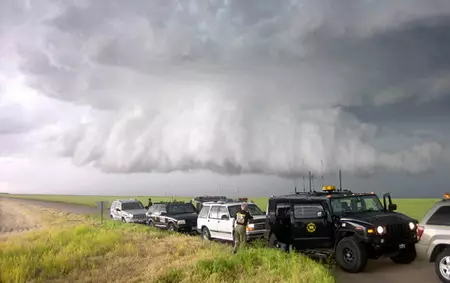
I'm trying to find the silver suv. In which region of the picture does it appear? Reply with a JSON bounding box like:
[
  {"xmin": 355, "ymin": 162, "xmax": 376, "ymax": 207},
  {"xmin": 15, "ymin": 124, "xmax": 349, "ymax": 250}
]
[
  {"xmin": 416, "ymin": 194, "xmax": 450, "ymax": 282},
  {"xmin": 110, "ymin": 199, "xmax": 148, "ymax": 224}
]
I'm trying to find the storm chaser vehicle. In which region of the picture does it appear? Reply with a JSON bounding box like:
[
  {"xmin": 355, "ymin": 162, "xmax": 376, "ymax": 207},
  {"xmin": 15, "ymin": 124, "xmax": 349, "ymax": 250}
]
[{"xmin": 265, "ymin": 186, "xmax": 419, "ymax": 273}]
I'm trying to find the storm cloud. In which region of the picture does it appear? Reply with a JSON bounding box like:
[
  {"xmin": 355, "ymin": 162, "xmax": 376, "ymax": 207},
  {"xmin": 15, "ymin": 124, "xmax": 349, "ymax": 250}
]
[{"xmin": 2, "ymin": 0, "xmax": 450, "ymax": 179}]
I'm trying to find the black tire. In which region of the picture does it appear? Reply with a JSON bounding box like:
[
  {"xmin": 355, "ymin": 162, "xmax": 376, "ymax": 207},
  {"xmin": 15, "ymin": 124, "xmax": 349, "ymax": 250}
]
[
  {"xmin": 110, "ymin": 214, "xmax": 113, "ymax": 219},
  {"xmin": 335, "ymin": 236, "xmax": 368, "ymax": 273},
  {"xmin": 121, "ymin": 217, "xmax": 126, "ymax": 223},
  {"xmin": 168, "ymin": 223, "xmax": 176, "ymax": 232},
  {"xmin": 201, "ymin": 227, "xmax": 211, "ymax": 241},
  {"xmin": 390, "ymin": 245, "xmax": 416, "ymax": 264},
  {"xmin": 268, "ymin": 233, "xmax": 279, "ymax": 248},
  {"xmin": 435, "ymin": 248, "xmax": 450, "ymax": 282},
  {"xmin": 147, "ymin": 220, "xmax": 155, "ymax": 227}
]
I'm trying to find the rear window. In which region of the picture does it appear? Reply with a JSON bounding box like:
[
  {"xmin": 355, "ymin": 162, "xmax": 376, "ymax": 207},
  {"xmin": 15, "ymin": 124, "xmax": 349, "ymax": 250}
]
[{"xmin": 426, "ymin": 206, "xmax": 450, "ymax": 226}]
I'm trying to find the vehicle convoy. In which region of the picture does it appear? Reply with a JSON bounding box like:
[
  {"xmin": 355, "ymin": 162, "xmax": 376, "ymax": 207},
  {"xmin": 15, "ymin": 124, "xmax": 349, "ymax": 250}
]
[
  {"xmin": 146, "ymin": 201, "xmax": 199, "ymax": 233},
  {"xmin": 264, "ymin": 185, "xmax": 419, "ymax": 273},
  {"xmin": 197, "ymin": 200, "xmax": 267, "ymax": 242},
  {"xmin": 416, "ymin": 193, "xmax": 450, "ymax": 282},
  {"xmin": 110, "ymin": 199, "xmax": 148, "ymax": 223}
]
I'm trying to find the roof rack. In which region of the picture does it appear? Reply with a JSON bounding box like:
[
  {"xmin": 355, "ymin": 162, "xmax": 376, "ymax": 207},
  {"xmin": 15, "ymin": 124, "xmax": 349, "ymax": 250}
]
[{"xmin": 154, "ymin": 200, "xmax": 188, "ymax": 204}]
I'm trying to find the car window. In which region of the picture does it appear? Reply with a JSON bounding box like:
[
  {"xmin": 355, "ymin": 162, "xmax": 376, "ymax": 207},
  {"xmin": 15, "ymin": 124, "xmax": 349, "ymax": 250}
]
[
  {"xmin": 198, "ymin": 205, "xmax": 210, "ymax": 218},
  {"xmin": 275, "ymin": 203, "xmax": 290, "ymax": 217},
  {"xmin": 218, "ymin": 206, "xmax": 229, "ymax": 218},
  {"xmin": 121, "ymin": 201, "xmax": 144, "ymax": 210},
  {"xmin": 293, "ymin": 203, "xmax": 323, "ymax": 219},
  {"xmin": 167, "ymin": 204, "xmax": 197, "ymax": 214},
  {"xmin": 209, "ymin": 206, "xmax": 220, "ymax": 219},
  {"xmin": 426, "ymin": 206, "xmax": 450, "ymax": 226}
]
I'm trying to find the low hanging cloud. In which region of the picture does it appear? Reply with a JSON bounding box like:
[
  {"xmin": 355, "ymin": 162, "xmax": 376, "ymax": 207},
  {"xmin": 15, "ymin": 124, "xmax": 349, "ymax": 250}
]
[{"xmin": 2, "ymin": 0, "xmax": 450, "ymax": 178}]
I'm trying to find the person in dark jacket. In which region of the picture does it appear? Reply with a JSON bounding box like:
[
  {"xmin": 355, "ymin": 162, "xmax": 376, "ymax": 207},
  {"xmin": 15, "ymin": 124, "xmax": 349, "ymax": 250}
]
[
  {"xmin": 232, "ymin": 202, "xmax": 253, "ymax": 253},
  {"xmin": 145, "ymin": 198, "xmax": 152, "ymax": 210}
]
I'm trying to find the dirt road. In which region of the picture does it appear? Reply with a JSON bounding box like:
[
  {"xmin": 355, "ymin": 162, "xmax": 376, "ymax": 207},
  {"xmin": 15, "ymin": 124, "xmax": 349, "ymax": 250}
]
[
  {"xmin": 0, "ymin": 197, "xmax": 42, "ymax": 236},
  {"xmin": 0, "ymin": 197, "xmax": 439, "ymax": 283}
]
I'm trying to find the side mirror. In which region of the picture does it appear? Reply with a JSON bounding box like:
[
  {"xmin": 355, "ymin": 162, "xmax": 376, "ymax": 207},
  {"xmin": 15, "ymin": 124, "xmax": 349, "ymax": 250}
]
[
  {"xmin": 221, "ymin": 215, "xmax": 229, "ymax": 220},
  {"xmin": 116, "ymin": 208, "xmax": 121, "ymax": 212},
  {"xmin": 317, "ymin": 211, "xmax": 326, "ymax": 218},
  {"xmin": 389, "ymin": 203, "xmax": 397, "ymax": 211}
]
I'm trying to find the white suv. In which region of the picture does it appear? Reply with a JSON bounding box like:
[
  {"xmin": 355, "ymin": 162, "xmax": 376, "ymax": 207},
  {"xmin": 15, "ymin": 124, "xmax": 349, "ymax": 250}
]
[
  {"xmin": 110, "ymin": 199, "xmax": 148, "ymax": 224},
  {"xmin": 196, "ymin": 201, "xmax": 267, "ymax": 242}
]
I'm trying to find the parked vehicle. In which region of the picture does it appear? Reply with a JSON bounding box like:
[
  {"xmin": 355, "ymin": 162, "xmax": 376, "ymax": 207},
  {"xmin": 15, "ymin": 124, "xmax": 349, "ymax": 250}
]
[
  {"xmin": 197, "ymin": 200, "xmax": 267, "ymax": 242},
  {"xmin": 416, "ymin": 193, "xmax": 450, "ymax": 282},
  {"xmin": 265, "ymin": 185, "xmax": 419, "ymax": 273},
  {"xmin": 146, "ymin": 201, "xmax": 198, "ymax": 233},
  {"xmin": 110, "ymin": 199, "xmax": 148, "ymax": 224}
]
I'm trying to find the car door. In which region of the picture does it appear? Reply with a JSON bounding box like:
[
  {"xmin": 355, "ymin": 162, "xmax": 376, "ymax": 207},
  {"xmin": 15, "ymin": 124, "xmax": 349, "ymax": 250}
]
[
  {"xmin": 151, "ymin": 204, "xmax": 162, "ymax": 226},
  {"xmin": 110, "ymin": 201, "xmax": 117, "ymax": 219},
  {"xmin": 207, "ymin": 205, "xmax": 220, "ymax": 238},
  {"xmin": 290, "ymin": 201, "xmax": 334, "ymax": 249},
  {"xmin": 217, "ymin": 206, "xmax": 233, "ymax": 241}
]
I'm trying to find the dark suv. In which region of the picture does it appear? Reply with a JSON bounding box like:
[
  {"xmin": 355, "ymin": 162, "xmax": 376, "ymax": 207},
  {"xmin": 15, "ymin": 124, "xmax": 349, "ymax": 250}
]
[
  {"xmin": 146, "ymin": 201, "xmax": 198, "ymax": 233},
  {"xmin": 265, "ymin": 186, "xmax": 419, "ymax": 273}
]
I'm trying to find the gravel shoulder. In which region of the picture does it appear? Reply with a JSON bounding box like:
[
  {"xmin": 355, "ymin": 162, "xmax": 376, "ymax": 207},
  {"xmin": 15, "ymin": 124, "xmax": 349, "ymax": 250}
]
[{"xmin": 0, "ymin": 197, "xmax": 439, "ymax": 283}]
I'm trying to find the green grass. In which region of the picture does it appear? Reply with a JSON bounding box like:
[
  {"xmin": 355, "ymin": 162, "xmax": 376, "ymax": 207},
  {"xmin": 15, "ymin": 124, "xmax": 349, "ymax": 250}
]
[
  {"xmin": 0, "ymin": 211, "xmax": 334, "ymax": 283},
  {"xmin": 0, "ymin": 193, "xmax": 441, "ymax": 220}
]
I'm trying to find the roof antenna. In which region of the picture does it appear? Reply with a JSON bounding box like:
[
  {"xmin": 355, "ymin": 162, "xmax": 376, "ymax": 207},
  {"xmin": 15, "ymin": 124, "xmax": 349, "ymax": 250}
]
[
  {"xmin": 308, "ymin": 171, "xmax": 312, "ymax": 192},
  {"xmin": 302, "ymin": 159, "xmax": 306, "ymax": 192},
  {"xmin": 339, "ymin": 169, "xmax": 342, "ymax": 192},
  {"xmin": 321, "ymin": 160, "xmax": 324, "ymax": 188}
]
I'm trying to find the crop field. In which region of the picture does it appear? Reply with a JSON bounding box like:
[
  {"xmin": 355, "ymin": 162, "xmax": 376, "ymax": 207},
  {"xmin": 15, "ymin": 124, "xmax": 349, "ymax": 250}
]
[
  {"xmin": 0, "ymin": 193, "xmax": 441, "ymax": 220},
  {"xmin": 0, "ymin": 199, "xmax": 334, "ymax": 283}
]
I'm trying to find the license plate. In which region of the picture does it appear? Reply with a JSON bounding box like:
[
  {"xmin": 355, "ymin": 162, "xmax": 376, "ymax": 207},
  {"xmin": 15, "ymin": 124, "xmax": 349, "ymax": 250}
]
[{"xmin": 399, "ymin": 243, "xmax": 406, "ymax": 249}]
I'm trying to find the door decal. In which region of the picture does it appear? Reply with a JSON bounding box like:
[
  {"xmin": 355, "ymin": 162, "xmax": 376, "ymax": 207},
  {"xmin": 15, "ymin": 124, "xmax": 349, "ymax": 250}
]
[{"xmin": 306, "ymin": 223, "xmax": 316, "ymax": 233}]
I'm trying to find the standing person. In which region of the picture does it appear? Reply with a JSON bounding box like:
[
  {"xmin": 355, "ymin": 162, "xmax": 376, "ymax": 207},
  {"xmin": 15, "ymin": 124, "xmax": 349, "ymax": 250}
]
[
  {"xmin": 146, "ymin": 198, "xmax": 152, "ymax": 210},
  {"xmin": 232, "ymin": 202, "xmax": 253, "ymax": 254}
]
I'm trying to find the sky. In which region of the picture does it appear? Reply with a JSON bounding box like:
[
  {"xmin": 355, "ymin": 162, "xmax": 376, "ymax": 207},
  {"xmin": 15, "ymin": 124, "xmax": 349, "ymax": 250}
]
[{"xmin": 1, "ymin": 0, "xmax": 450, "ymax": 198}]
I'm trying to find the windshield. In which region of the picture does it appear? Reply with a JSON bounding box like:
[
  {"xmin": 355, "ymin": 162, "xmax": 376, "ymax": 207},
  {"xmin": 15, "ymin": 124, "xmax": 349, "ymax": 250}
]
[
  {"xmin": 330, "ymin": 195, "xmax": 384, "ymax": 215},
  {"xmin": 121, "ymin": 202, "xmax": 144, "ymax": 210},
  {"xmin": 167, "ymin": 204, "xmax": 197, "ymax": 214},
  {"xmin": 228, "ymin": 204, "xmax": 264, "ymax": 218}
]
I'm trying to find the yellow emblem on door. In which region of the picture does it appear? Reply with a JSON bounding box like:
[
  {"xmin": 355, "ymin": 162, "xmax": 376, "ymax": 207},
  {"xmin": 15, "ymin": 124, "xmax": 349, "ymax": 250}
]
[{"xmin": 306, "ymin": 223, "xmax": 316, "ymax": 233}]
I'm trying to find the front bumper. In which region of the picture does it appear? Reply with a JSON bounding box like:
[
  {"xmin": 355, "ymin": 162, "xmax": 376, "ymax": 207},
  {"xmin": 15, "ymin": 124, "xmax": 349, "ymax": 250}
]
[
  {"xmin": 175, "ymin": 224, "xmax": 198, "ymax": 234},
  {"xmin": 127, "ymin": 218, "xmax": 148, "ymax": 224},
  {"xmin": 246, "ymin": 229, "xmax": 267, "ymax": 240},
  {"xmin": 415, "ymin": 243, "xmax": 431, "ymax": 262},
  {"xmin": 366, "ymin": 234, "xmax": 418, "ymax": 257}
]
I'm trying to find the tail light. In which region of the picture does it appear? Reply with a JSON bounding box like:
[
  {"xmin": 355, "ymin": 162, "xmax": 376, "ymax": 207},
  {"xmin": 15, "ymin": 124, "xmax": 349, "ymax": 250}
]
[{"xmin": 417, "ymin": 225, "xmax": 425, "ymax": 241}]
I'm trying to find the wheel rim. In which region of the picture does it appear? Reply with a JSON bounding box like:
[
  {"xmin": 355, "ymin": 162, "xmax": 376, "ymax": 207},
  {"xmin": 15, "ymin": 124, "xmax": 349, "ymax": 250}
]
[
  {"xmin": 439, "ymin": 256, "xmax": 450, "ymax": 280},
  {"xmin": 202, "ymin": 229, "xmax": 209, "ymax": 240},
  {"xmin": 169, "ymin": 225, "xmax": 174, "ymax": 231},
  {"xmin": 343, "ymin": 247, "xmax": 355, "ymax": 264}
]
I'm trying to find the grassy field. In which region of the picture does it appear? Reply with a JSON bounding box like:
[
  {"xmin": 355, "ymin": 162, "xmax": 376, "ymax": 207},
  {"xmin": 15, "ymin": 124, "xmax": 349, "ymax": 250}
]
[
  {"xmin": 0, "ymin": 193, "xmax": 441, "ymax": 220},
  {"xmin": 0, "ymin": 204, "xmax": 334, "ymax": 283}
]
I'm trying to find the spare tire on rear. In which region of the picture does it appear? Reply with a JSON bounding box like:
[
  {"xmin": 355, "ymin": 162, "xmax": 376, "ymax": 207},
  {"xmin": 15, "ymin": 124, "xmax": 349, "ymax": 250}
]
[{"xmin": 335, "ymin": 236, "xmax": 368, "ymax": 273}]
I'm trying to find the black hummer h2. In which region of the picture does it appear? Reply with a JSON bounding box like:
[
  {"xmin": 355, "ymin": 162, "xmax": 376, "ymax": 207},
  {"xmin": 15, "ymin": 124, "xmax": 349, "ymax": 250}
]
[
  {"xmin": 146, "ymin": 201, "xmax": 198, "ymax": 233},
  {"xmin": 264, "ymin": 186, "xmax": 419, "ymax": 273}
]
